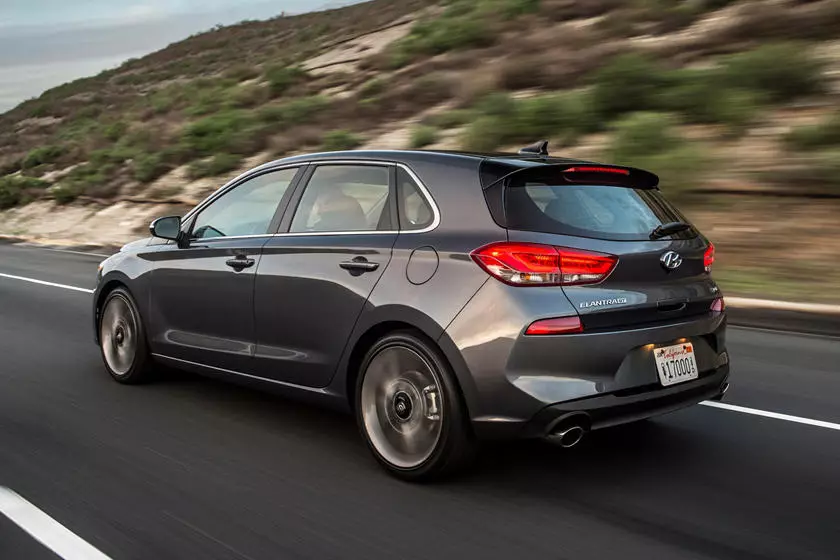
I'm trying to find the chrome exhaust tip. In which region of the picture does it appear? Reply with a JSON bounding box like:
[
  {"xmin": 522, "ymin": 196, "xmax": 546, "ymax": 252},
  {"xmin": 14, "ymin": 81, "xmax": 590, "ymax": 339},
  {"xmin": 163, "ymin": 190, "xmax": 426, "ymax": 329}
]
[
  {"xmin": 551, "ymin": 425, "xmax": 585, "ymax": 448},
  {"xmin": 711, "ymin": 382, "xmax": 729, "ymax": 402},
  {"xmin": 545, "ymin": 414, "xmax": 589, "ymax": 448}
]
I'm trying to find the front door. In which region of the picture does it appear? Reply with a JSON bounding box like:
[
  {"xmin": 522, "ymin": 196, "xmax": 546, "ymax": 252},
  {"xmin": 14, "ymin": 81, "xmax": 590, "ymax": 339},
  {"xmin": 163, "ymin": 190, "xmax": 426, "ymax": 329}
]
[
  {"xmin": 253, "ymin": 163, "xmax": 397, "ymax": 387},
  {"xmin": 148, "ymin": 166, "xmax": 301, "ymax": 372}
]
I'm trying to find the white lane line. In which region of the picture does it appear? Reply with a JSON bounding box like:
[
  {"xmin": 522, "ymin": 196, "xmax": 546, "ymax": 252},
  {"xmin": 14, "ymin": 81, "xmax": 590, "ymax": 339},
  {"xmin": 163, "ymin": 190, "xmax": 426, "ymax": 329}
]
[
  {"xmin": 0, "ymin": 272, "xmax": 94, "ymax": 294},
  {"xmin": 701, "ymin": 401, "xmax": 840, "ymax": 431},
  {"xmin": 0, "ymin": 487, "xmax": 113, "ymax": 560}
]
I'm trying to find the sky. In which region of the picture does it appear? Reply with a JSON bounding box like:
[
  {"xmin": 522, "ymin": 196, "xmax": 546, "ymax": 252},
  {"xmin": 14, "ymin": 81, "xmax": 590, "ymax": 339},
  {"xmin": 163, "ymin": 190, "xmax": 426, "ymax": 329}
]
[{"xmin": 0, "ymin": 1, "xmax": 358, "ymax": 112}]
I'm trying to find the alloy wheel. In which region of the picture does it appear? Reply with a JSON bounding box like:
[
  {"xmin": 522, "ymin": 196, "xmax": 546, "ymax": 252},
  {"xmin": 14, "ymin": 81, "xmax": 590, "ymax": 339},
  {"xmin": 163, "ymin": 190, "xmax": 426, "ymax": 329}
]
[{"xmin": 360, "ymin": 345, "xmax": 444, "ymax": 469}]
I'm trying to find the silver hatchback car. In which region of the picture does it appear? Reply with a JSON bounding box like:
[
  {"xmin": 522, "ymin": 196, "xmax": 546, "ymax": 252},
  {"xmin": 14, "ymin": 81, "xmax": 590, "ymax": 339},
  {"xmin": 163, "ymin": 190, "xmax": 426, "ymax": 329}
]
[{"xmin": 94, "ymin": 144, "xmax": 729, "ymax": 481}]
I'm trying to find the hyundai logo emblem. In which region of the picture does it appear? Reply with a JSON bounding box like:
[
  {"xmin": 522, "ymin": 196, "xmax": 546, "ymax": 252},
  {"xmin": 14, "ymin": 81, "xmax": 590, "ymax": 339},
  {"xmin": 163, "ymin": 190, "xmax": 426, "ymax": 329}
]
[{"xmin": 660, "ymin": 251, "xmax": 683, "ymax": 270}]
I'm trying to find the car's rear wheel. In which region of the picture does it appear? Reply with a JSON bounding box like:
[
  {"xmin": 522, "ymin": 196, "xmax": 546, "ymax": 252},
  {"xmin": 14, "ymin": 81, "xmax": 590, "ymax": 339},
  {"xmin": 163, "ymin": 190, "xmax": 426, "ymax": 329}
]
[
  {"xmin": 99, "ymin": 287, "xmax": 154, "ymax": 384},
  {"xmin": 356, "ymin": 331, "xmax": 475, "ymax": 481}
]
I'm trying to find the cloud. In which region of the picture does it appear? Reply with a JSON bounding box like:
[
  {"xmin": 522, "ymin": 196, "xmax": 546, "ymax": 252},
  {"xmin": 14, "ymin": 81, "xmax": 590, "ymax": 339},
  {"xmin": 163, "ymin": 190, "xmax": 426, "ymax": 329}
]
[{"xmin": 123, "ymin": 4, "xmax": 168, "ymax": 22}]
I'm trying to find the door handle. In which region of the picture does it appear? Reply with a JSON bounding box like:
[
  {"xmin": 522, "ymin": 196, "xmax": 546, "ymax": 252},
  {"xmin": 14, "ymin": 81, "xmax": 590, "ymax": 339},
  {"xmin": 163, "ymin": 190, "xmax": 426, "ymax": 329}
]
[
  {"xmin": 339, "ymin": 257, "xmax": 380, "ymax": 275},
  {"xmin": 225, "ymin": 257, "xmax": 255, "ymax": 270}
]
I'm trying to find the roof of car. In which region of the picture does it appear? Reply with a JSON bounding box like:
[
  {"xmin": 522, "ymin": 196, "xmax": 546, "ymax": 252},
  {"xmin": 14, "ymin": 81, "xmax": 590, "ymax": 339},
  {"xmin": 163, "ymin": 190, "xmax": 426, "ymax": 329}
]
[{"xmin": 260, "ymin": 149, "xmax": 594, "ymax": 169}]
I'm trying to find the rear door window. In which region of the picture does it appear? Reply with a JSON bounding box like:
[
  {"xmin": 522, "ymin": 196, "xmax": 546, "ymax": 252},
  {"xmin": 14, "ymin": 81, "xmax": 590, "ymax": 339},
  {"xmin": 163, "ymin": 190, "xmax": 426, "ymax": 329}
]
[
  {"xmin": 506, "ymin": 181, "xmax": 694, "ymax": 241},
  {"xmin": 289, "ymin": 165, "xmax": 393, "ymax": 233}
]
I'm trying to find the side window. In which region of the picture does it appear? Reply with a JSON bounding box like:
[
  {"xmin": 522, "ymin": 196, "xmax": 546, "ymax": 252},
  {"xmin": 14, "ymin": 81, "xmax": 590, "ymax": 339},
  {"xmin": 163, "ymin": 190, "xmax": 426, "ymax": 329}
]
[
  {"xmin": 191, "ymin": 168, "xmax": 297, "ymax": 240},
  {"xmin": 289, "ymin": 165, "xmax": 392, "ymax": 233},
  {"xmin": 397, "ymin": 167, "xmax": 434, "ymax": 231}
]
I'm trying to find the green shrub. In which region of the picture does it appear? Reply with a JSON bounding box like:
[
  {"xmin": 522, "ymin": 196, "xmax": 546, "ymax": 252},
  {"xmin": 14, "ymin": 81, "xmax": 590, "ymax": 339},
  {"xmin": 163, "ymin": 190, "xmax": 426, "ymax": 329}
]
[
  {"xmin": 187, "ymin": 153, "xmax": 243, "ymax": 179},
  {"xmin": 224, "ymin": 65, "xmax": 261, "ymax": 82},
  {"xmin": 410, "ymin": 126, "xmax": 439, "ymax": 149},
  {"xmin": 387, "ymin": 1, "xmax": 502, "ymax": 68},
  {"xmin": 608, "ymin": 112, "xmax": 709, "ymax": 194},
  {"xmin": 149, "ymin": 86, "xmax": 182, "ymax": 114},
  {"xmin": 257, "ymin": 96, "xmax": 329, "ymax": 126},
  {"xmin": 591, "ymin": 53, "xmax": 668, "ymax": 119},
  {"xmin": 57, "ymin": 117, "xmax": 101, "ymax": 141},
  {"xmin": 474, "ymin": 92, "xmax": 516, "ymax": 118},
  {"xmin": 359, "ymin": 78, "xmax": 387, "ymax": 99},
  {"xmin": 52, "ymin": 184, "xmax": 84, "ymax": 204},
  {"xmin": 0, "ymin": 176, "xmax": 49, "ymax": 209},
  {"xmin": 21, "ymin": 145, "xmax": 66, "ymax": 169},
  {"xmin": 51, "ymin": 161, "xmax": 119, "ymax": 203},
  {"xmin": 461, "ymin": 116, "xmax": 505, "ymax": 152},
  {"xmin": 716, "ymin": 43, "xmax": 824, "ymax": 103},
  {"xmin": 181, "ymin": 110, "xmax": 265, "ymax": 157},
  {"xmin": 461, "ymin": 90, "xmax": 599, "ymax": 151},
  {"xmin": 134, "ymin": 153, "xmax": 170, "ymax": 183},
  {"xmin": 659, "ymin": 70, "xmax": 764, "ymax": 134},
  {"xmin": 229, "ymin": 84, "xmax": 270, "ymax": 108},
  {"xmin": 89, "ymin": 145, "xmax": 139, "ymax": 166},
  {"xmin": 610, "ymin": 112, "xmax": 678, "ymax": 161},
  {"xmin": 321, "ymin": 130, "xmax": 361, "ymax": 151},
  {"xmin": 424, "ymin": 109, "xmax": 473, "ymax": 129},
  {"xmin": 104, "ymin": 121, "xmax": 128, "ymax": 141},
  {"xmin": 265, "ymin": 66, "xmax": 307, "ymax": 97},
  {"xmin": 786, "ymin": 112, "xmax": 840, "ymax": 150}
]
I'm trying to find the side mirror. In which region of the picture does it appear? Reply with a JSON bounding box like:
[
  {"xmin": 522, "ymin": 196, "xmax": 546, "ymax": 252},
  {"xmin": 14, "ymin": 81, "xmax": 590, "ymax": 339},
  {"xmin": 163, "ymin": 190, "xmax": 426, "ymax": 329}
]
[{"xmin": 149, "ymin": 216, "xmax": 182, "ymax": 241}]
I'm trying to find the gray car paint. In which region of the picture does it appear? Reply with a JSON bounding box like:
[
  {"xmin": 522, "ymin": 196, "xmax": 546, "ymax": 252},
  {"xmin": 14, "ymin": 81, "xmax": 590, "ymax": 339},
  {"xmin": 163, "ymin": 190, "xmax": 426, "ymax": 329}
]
[{"xmin": 94, "ymin": 149, "xmax": 729, "ymax": 440}]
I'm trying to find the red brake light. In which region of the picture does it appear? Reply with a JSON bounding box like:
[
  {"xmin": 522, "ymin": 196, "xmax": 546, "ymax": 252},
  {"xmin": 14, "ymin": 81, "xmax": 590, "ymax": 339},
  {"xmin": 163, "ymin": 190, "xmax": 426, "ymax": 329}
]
[
  {"xmin": 470, "ymin": 242, "xmax": 617, "ymax": 286},
  {"xmin": 564, "ymin": 166, "xmax": 630, "ymax": 175},
  {"xmin": 525, "ymin": 316, "xmax": 583, "ymax": 335},
  {"xmin": 704, "ymin": 243, "xmax": 715, "ymax": 273},
  {"xmin": 710, "ymin": 297, "xmax": 725, "ymax": 313}
]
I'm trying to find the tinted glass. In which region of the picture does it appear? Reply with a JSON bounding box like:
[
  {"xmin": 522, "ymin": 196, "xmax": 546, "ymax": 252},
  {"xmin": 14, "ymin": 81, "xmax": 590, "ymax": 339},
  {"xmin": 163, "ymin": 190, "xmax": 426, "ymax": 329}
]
[
  {"xmin": 397, "ymin": 167, "xmax": 433, "ymax": 231},
  {"xmin": 290, "ymin": 165, "xmax": 391, "ymax": 233},
  {"xmin": 505, "ymin": 182, "xmax": 693, "ymax": 241},
  {"xmin": 191, "ymin": 168, "xmax": 297, "ymax": 240}
]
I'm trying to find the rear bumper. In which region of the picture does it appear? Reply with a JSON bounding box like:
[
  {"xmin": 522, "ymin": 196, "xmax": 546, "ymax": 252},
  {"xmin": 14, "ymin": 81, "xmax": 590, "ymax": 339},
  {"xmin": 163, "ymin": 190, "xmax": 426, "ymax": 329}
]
[
  {"xmin": 522, "ymin": 364, "xmax": 728, "ymax": 437},
  {"xmin": 473, "ymin": 365, "xmax": 729, "ymax": 439}
]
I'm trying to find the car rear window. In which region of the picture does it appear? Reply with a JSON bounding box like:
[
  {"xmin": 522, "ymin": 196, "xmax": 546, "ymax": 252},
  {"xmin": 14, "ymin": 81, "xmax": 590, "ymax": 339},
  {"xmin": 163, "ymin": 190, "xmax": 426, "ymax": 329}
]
[{"xmin": 505, "ymin": 181, "xmax": 695, "ymax": 241}]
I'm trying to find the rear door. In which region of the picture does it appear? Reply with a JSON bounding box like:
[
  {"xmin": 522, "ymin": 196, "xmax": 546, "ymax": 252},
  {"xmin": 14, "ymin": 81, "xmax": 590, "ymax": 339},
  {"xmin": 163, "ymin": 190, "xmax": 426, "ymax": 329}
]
[
  {"xmin": 252, "ymin": 162, "xmax": 397, "ymax": 387},
  {"xmin": 148, "ymin": 167, "xmax": 301, "ymax": 372},
  {"xmin": 501, "ymin": 166, "xmax": 718, "ymax": 330}
]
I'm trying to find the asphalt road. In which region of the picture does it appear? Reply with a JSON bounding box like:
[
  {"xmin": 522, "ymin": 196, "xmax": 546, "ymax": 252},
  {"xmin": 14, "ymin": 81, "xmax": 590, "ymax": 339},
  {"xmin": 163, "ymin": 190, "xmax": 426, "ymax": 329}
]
[{"xmin": 1, "ymin": 241, "xmax": 838, "ymax": 560}]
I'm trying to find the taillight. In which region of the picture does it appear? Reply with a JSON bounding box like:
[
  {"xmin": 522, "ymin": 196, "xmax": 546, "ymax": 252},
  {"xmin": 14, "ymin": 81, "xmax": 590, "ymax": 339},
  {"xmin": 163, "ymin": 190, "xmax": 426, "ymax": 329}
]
[
  {"xmin": 704, "ymin": 243, "xmax": 715, "ymax": 273},
  {"xmin": 470, "ymin": 242, "xmax": 617, "ymax": 286},
  {"xmin": 710, "ymin": 297, "xmax": 725, "ymax": 313},
  {"xmin": 525, "ymin": 316, "xmax": 583, "ymax": 335}
]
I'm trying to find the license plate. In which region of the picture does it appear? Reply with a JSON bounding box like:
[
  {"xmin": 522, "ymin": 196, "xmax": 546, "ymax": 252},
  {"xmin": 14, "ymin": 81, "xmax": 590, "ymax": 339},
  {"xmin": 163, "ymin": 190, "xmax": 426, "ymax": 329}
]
[{"xmin": 654, "ymin": 342, "xmax": 699, "ymax": 386}]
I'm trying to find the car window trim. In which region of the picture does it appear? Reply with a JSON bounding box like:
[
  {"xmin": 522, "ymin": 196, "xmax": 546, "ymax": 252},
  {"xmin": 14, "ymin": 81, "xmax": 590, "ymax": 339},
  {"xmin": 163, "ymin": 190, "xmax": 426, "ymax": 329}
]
[
  {"xmin": 180, "ymin": 160, "xmax": 439, "ymax": 240},
  {"xmin": 276, "ymin": 160, "xmax": 440, "ymax": 237}
]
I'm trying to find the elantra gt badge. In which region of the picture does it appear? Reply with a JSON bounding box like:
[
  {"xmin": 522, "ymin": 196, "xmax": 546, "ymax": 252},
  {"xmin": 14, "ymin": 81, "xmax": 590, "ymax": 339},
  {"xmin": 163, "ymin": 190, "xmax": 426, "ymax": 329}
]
[{"xmin": 579, "ymin": 297, "xmax": 628, "ymax": 309}]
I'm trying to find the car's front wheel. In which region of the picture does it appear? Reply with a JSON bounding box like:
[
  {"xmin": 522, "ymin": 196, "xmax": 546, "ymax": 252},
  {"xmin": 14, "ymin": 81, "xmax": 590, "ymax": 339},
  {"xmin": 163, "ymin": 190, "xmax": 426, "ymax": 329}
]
[
  {"xmin": 356, "ymin": 331, "xmax": 475, "ymax": 481},
  {"xmin": 99, "ymin": 287, "xmax": 154, "ymax": 384}
]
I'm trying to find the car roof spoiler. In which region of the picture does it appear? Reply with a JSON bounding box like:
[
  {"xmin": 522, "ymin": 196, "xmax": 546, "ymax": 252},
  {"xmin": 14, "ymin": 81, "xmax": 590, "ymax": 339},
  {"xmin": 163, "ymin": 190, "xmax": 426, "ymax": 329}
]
[{"xmin": 480, "ymin": 161, "xmax": 661, "ymax": 190}]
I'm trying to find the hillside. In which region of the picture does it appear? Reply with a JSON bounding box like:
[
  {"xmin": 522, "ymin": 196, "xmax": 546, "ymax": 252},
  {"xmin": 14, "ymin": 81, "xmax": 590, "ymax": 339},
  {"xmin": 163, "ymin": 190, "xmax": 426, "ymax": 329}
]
[{"xmin": 1, "ymin": 0, "xmax": 840, "ymax": 301}]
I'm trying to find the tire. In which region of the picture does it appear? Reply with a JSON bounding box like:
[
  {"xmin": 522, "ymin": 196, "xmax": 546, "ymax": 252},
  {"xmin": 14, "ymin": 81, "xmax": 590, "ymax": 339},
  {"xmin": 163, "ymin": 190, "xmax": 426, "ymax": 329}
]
[
  {"xmin": 98, "ymin": 287, "xmax": 155, "ymax": 384},
  {"xmin": 355, "ymin": 331, "xmax": 476, "ymax": 481}
]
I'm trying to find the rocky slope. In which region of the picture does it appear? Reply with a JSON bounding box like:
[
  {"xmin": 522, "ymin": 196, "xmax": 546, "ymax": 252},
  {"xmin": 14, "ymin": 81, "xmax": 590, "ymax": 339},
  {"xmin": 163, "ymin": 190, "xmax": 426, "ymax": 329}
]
[{"xmin": 1, "ymin": 0, "xmax": 840, "ymax": 300}]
